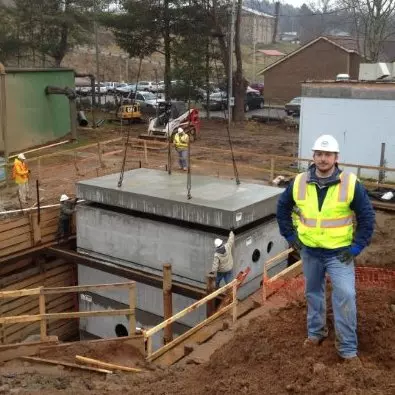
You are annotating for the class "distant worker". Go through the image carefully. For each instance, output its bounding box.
[174,127,189,171]
[276,134,375,365]
[12,153,30,204]
[210,230,235,288]
[58,194,77,243]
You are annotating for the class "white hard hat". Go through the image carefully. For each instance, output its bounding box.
[18,153,26,160]
[214,238,223,248]
[60,194,69,202]
[177,127,184,134]
[312,135,339,153]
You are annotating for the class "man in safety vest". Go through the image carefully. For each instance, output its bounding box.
[174,127,189,171]
[276,135,374,364]
[12,153,30,204]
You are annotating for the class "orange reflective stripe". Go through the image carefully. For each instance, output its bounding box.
[321,216,353,228]
[338,172,350,202]
[297,173,308,200]
[297,212,317,227]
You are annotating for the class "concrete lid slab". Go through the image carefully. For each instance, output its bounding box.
[76,169,283,229]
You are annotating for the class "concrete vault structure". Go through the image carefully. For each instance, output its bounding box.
[75,169,287,347]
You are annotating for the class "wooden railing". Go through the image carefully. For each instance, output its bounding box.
[144,279,238,362]
[0,282,136,342]
[262,248,302,303]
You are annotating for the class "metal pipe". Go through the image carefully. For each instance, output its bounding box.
[0,62,9,181]
[227,0,236,127]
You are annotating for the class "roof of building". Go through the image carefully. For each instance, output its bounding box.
[257,49,285,56]
[258,36,358,75]
[242,6,274,18]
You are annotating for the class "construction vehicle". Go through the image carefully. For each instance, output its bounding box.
[116,102,142,123]
[139,101,200,142]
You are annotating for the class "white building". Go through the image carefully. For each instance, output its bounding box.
[241,6,275,46]
[299,81,395,181]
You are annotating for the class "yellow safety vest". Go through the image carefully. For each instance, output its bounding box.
[292,171,357,249]
[174,133,189,149]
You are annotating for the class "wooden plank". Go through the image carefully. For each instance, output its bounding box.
[43,282,136,295]
[267,260,302,284]
[39,209,60,222]
[0,338,59,362]
[0,225,31,243]
[147,303,234,362]
[0,258,32,277]
[76,355,143,373]
[39,290,47,341]
[22,356,112,374]
[44,308,133,320]
[0,233,31,251]
[0,314,41,325]
[145,279,237,337]
[0,288,41,298]
[40,224,59,238]
[31,213,41,244]
[49,321,79,341]
[0,239,33,258]
[0,217,30,233]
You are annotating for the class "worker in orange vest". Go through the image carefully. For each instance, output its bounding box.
[12,153,30,204]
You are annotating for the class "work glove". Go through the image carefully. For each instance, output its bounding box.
[286,234,303,252]
[338,244,363,264]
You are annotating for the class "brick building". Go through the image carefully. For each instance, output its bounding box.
[258,36,362,104]
[241,6,275,46]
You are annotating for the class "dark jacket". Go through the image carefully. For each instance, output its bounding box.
[59,201,75,221]
[276,165,375,257]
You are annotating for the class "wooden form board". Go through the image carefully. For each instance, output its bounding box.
[0,258,78,345]
[0,208,75,260]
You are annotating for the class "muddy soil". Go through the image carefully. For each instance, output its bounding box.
[0,287,394,394]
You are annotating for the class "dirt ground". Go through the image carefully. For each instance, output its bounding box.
[1,119,394,393]
[0,286,394,394]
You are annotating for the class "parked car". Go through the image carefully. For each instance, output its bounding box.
[202,91,228,111]
[244,91,264,112]
[104,82,118,94]
[137,81,158,92]
[125,91,164,114]
[79,85,92,96]
[250,82,264,94]
[285,97,301,116]
[94,83,108,94]
[115,84,137,96]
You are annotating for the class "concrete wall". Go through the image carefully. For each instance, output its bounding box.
[76,204,288,296]
[1,68,74,153]
[299,84,395,180]
[240,13,274,45]
[78,265,203,350]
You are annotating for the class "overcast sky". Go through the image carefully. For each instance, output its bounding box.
[282,0,310,8]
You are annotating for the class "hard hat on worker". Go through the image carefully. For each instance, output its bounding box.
[214,238,223,248]
[60,194,69,202]
[177,127,184,134]
[17,153,26,160]
[312,135,339,153]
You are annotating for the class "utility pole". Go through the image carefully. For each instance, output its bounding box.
[228,0,236,126]
[252,15,257,83]
[272,1,280,44]
[94,0,100,108]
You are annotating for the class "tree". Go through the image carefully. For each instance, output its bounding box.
[2,0,94,66]
[339,0,395,61]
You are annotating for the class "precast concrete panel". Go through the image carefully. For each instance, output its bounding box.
[76,169,282,229]
[76,204,288,295]
[78,265,206,328]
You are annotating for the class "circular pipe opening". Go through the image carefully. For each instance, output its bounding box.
[115,324,129,337]
[267,241,274,254]
[252,249,261,262]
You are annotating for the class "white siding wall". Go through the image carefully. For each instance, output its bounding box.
[299,97,395,181]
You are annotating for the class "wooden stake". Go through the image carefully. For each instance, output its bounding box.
[22,356,112,374]
[232,281,237,323]
[144,140,148,164]
[146,336,153,358]
[163,263,173,344]
[39,287,47,341]
[270,157,275,181]
[206,273,216,318]
[75,355,143,373]
[97,142,105,168]
[128,284,136,336]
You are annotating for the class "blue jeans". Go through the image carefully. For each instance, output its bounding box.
[177,149,188,169]
[301,249,357,358]
[216,270,233,288]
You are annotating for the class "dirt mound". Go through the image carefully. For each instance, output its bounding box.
[358,211,395,268]
[1,287,394,394]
